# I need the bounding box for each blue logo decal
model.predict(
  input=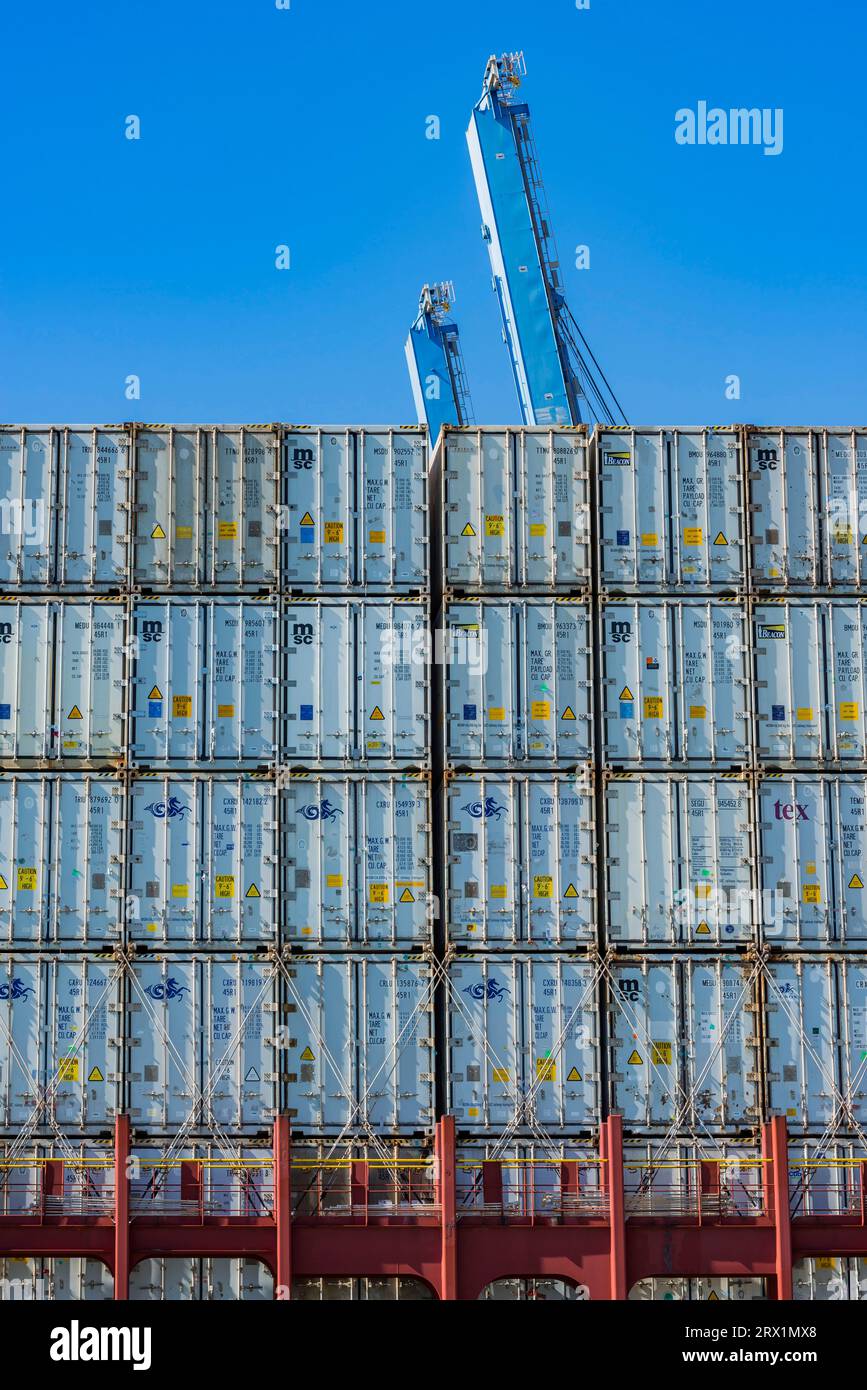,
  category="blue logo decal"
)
[463,704,477,721]
[463,980,509,1002]
[144,797,189,821]
[771,704,785,722]
[462,797,506,820]
[0,977,33,1001]
[616,529,630,545]
[145,977,189,1001]
[298,800,342,822]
